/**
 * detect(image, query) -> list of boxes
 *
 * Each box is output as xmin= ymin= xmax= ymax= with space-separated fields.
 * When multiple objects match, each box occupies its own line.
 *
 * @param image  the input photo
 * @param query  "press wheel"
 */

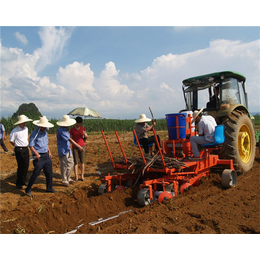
xmin=221 ymin=169 xmax=237 ymax=188
xmin=137 ymin=188 xmax=155 ymax=206
xmin=98 ymin=183 xmax=108 ymax=195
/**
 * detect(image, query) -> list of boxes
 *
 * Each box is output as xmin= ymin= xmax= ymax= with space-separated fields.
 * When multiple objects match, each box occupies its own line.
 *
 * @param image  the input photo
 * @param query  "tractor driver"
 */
xmin=207 ymin=86 xmax=220 ymax=108
xmin=189 ymin=108 xmax=217 ymax=160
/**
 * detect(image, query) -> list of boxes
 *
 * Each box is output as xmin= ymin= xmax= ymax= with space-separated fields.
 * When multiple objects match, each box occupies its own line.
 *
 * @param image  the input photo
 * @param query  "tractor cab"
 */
xmin=182 ymin=71 xmax=248 ymax=120
xmin=181 ymin=71 xmax=256 ymax=174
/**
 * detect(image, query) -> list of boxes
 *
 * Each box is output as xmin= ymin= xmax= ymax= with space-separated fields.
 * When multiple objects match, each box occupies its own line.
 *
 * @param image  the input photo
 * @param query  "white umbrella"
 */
xmin=67 ymin=107 xmax=102 ymax=118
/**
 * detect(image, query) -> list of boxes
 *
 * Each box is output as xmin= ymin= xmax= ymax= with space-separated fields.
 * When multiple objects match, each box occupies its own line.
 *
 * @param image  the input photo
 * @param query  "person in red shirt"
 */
xmin=69 ymin=117 xmax=88 ymax=181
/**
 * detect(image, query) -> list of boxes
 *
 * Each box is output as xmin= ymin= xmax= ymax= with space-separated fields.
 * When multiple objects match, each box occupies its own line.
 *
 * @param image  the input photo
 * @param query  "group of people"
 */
xmin=3 ymin=108 xmax=217 ymax=197
xmin=7 ymin=114 xmax=87 ymax=197
xmin=134 ymin=108 xmax=217 ymax=160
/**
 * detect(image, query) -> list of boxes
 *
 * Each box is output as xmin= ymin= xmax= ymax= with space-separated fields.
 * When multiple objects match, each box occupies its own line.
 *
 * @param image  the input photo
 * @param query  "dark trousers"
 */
xmin=26 ymin=153 xmax=53 ymax=192
xmin=0 ymin=138 xmax=8 ymax=152
xmin=139 ymin=135 xmax=161 ymax=154
xmin=15 ymin=146 xmax=29 ymax=186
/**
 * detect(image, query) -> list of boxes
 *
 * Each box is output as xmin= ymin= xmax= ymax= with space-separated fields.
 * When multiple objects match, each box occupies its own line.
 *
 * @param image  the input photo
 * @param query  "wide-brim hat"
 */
xmin=33 ymin=116 xmax=54 ymax=128
xmin=56 ymin=115 xmax=76 ymax=127
xmin=14 ymin=115 xmax=33 ymax=125
xmin=135 ymin=114 xmax=151 ymax=123
xmin=191 ymin=107 xmax=204 ymax=124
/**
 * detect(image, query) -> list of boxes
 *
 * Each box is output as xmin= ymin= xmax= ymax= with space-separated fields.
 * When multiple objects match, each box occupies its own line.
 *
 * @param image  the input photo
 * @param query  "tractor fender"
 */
xmin=217 ymin=104 xmax=249 ymax=118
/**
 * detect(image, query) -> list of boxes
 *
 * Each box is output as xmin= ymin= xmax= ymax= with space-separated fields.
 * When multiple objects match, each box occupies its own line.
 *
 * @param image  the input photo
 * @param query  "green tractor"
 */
xmin=181 ymin=71 xmax=256 ymax=173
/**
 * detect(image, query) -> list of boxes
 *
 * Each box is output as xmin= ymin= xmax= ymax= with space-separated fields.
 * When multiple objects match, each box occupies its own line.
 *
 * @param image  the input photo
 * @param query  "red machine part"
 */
xmin=100 ymin=113 xmax=237 ymax=206
xmin=158 ymin=192 xmax=173 ymax=203
xmin=115 ymin=185 xmax=126 ymax=191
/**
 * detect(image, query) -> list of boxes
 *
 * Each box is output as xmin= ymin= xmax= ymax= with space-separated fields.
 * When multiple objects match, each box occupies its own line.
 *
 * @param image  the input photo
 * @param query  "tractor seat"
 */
xmin=201 ymin=125 xmax=225 ymax=148
xmin=133 ymin=132 xmax=153 ymax=153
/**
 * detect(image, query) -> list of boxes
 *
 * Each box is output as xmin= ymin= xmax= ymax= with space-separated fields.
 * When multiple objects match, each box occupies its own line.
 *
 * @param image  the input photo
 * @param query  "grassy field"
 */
xmin=255 ymin=115 xmax=260 ymax=125
xmin=1 ymin=115 xmax=259 ymax=135
xmin=0 ymin=117 xmax=168 ymax=135
xmin=253 ymin=115 xmax=260 ymax=131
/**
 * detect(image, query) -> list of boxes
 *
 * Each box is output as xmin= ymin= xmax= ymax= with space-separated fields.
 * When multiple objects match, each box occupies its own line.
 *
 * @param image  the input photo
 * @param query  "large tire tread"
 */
xmin=219 ymin=109 xmax=255 ymax=173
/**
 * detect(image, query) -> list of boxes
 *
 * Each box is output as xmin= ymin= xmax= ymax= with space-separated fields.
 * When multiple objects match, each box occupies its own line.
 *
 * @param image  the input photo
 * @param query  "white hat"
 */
xmin=56 ymin=115 xmax=76 ymax=127
xmin=135 ymin=114 xmax=152 ymax=123
xmin=33 ymin=116 xmax=54 ymax=128
xmin=14 ymin=115 xmax=33 ymax=125
xmin=191 ymin=107 xmax=204 ymax=124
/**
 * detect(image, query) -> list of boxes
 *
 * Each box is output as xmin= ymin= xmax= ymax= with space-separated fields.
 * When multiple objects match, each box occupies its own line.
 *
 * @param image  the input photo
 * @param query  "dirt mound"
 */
xmin=0 ymin=131 xmax=259 ymax=234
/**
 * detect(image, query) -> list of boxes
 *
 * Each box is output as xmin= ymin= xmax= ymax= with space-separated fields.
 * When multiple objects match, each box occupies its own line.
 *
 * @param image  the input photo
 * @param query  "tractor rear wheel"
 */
xmin=219 ymin=110 xmax=256 ymax=173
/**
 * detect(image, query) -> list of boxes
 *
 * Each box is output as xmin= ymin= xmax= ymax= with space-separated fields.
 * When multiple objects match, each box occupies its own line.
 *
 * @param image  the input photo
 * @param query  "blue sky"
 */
xmin=1 ymin=3 xmax=260 ymax=120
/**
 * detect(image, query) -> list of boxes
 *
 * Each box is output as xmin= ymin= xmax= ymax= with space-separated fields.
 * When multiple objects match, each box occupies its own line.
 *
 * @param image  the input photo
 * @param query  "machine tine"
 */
xmin=115 ymin=131 xmax=128 ymax=165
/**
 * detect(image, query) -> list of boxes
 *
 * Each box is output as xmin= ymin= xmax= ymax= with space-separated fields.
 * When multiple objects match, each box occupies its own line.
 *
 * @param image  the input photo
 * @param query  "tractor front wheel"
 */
xmin=220 ymin=110 xmax=256 ymax=173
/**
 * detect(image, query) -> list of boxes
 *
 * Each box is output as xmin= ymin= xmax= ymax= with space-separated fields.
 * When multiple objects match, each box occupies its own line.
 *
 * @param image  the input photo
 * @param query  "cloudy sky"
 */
xmin=1 ymin=3 xmax=260 ymax=120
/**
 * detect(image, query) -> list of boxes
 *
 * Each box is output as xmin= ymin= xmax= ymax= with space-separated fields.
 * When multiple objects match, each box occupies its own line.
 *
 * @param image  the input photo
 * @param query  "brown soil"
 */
xmin=0 ymin=131 xmax=259 ymax=234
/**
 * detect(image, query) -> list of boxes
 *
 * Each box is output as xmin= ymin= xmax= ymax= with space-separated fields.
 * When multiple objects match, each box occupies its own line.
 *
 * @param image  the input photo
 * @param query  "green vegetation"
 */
xmin=254 ymin=115 xmax=260 ymax=125
xmin=2 ymin=112 xmax=258 ymax=135
xmin=2 ymin=102 xmax=169 ymax=134
xmin=0 ymin=117 xmax=168 ymax=135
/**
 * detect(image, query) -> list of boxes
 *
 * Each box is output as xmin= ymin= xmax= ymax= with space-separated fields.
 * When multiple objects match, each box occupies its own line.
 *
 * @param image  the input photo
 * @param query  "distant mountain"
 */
xmin=250 ymin=112 xmax=260 ymax=116
xmin=12 ymin=103 xmax=42 ymax=120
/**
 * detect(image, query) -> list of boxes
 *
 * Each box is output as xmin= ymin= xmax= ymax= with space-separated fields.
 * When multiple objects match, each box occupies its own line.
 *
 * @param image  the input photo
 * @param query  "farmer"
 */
xmin=190 ymin=108 xmax=217 ymax=160
xmin=207 ymin=86 xmax=220 ymax=108
xmin=134 ymin=114 xmax=161 ymax=154
xmin=70 ymin=116 xmax=88 ymax=181
xmin=25 ymin=116 xmax=58 ymax=197
xmin=0 ymin=121 xmax=9 ymax=152
xmin=56 ymin=115 xmax=84 ymax=187
xmin=9 ymin=115 xmax=32 ymax=188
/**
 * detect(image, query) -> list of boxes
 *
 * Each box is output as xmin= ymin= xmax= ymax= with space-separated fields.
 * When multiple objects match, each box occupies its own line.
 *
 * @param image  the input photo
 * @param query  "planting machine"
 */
xmin=98 ymin=71 xmax=257 ymax=206
xmin=99 ymin=112 xmax=237 ymax=206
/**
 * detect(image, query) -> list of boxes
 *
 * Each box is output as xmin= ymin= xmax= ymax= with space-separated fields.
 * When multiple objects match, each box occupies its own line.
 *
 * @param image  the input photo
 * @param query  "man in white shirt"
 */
xmin=9 ymin=115 xmax=32 ymax=188
xmin=190 ymin=108 xmax=217 ymax=159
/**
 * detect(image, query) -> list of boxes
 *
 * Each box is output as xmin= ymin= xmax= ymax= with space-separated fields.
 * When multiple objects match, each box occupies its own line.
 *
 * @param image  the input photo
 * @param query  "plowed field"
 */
xmin=1 ymin=131 xmax=259 ymax=236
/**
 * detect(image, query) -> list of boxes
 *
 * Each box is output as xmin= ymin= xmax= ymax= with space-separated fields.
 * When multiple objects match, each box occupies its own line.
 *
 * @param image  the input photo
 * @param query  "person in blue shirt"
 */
xmin=25 ymin=116 xmax=58 ymax=197
xmin=56 ymin=115 xmax=84 ymax=187
xmin=0 ymin=121 xmax=8 ymax=152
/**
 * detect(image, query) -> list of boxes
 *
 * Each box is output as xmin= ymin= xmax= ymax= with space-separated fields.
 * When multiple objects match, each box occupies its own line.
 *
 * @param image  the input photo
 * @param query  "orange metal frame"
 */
xmin=101 ymin=114 xmax=235 ymax=201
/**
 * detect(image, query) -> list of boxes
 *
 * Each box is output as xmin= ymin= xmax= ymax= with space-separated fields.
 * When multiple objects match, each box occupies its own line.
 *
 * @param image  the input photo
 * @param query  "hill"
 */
xmin=12 ymin=103 xmax=42 ymax=120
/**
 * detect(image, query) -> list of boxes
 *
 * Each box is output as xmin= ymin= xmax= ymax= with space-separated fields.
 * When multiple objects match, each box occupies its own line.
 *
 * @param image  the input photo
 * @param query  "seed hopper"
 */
xmin=99 ymin=112 xmax=237 ymax=206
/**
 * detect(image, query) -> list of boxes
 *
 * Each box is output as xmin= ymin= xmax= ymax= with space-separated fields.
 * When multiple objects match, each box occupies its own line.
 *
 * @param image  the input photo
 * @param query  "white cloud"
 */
xmin=95 ymin=61 xmax=135 ymax=101
xmin=0 ymin=42 xmax=38 ymax=89
xmin=14 ymin=32 xmax=28 ymax=45
xmin=34 ymin=26 xmax=73 ymax=71
xmin=1 ymin=34 xmax=259 ymax=119
xmin=0 ymin=27 xmax=73 ymax=117
xmin=56 ymin=61 xmax=98 ymax=100
xmin=123 ymin=39 xmax=260 ymax=118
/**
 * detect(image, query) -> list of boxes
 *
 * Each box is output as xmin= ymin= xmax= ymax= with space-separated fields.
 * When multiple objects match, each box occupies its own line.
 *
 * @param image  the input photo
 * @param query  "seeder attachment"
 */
xmin=99 ymin=114 xmax=237 ymax=206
